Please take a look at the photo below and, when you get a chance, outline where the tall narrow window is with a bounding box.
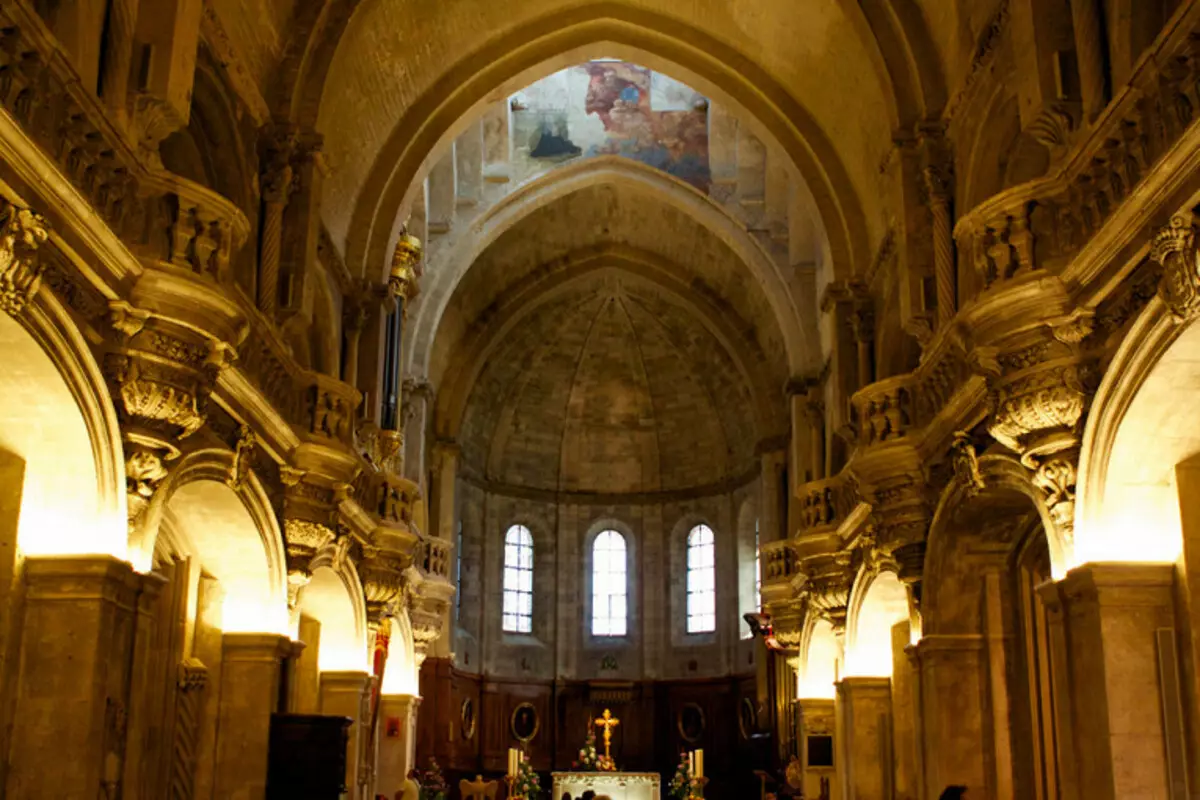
[687,524,716,633]
[592,530,627,637]
[502,525,534,633]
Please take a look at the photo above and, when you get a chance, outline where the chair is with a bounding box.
[460,775,499,800]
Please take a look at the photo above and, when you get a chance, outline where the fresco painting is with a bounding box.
[510,62,711,191]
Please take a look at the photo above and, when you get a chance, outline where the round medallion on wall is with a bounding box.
[738,697,758,739]
[460,697,476,740]
[677,702,706,744]
[511,702,539,743]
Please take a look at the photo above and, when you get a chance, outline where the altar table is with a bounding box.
[551,771,661,800]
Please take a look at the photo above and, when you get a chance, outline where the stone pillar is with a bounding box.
[850,304,874,389]
[806,398,826,481]
[788,383,814,486]
[914,635,989,797]
[455,121,484,209]
[922,166,955,328]
[481,100,511,184]
[432,441,459,541]
[342,292,368,389]
[5,556,149,799]
[279,133,325,317]
[1041,564,1180,800]
[294,614,322,714]
[797,698,837,800]
[320,670,373,800]
[890,622,919,800]
[258,129,297,318]
[211,633,291,799]
[401,377,433,488]
[427,148,457,234]
[760,448,785,542]
[837,677,892,800]
[130,0,203,161]
[100,0,138,125]
[376,694,421,796]
[1069,0,1108,121]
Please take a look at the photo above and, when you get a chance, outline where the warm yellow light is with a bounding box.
[221,595,290,636]
[844,572,907,678]
[1078,483,1183,568]
[799,620,839,699]
[16,487,127,561]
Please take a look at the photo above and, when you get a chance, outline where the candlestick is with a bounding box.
[696,748,704,779]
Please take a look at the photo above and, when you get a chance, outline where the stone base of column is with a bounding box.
[4,555,151,799]
[797,698,837,800]
[837,676,892,800]
[212,632,292,799]
[1044,562,1179,800]
[376,693,421,796]
[320,670,372,800]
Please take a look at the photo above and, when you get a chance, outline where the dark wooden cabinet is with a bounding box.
[267,713,352,799]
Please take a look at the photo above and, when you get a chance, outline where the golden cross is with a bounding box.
[593,708,620,760]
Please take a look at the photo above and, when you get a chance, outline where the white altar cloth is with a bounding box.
[551,771,661,800]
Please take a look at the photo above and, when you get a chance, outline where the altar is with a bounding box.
[551,771,661,800]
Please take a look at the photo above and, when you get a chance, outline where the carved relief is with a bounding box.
[1151,215,1200,320]
[0,201,50,315]
[951,431,985,497]
[226,425,255,490]
[170,659,209,800]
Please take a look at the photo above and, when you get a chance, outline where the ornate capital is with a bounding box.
[359,546,411,625]
[849,306,875,343]
[260,125,299,205]
[1151,215,1200,320]
[1032,453,1077,550]
[985,338,1091,461]
[0,201,50,316]
[800,552,854,632]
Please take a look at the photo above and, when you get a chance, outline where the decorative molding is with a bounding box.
[0,200,49,315]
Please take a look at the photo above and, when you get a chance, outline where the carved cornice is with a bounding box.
[798,552,854,632]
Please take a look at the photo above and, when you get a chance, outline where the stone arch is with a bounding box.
[435,254,780,446]
[302,545,370,671]
[147,449,288,633]
[844,567,908,677]
[798,615,839,699]
[334,6,870,283]
[0,295,125,559]
[1077,292,1197,566]
[923,454,1059,634]
[407,157,815,378]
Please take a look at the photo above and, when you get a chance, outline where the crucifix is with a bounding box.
[593,708,620,760]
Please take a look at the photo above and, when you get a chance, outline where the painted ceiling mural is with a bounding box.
[510,61,711,191]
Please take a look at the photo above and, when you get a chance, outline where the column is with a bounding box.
[788,384,814,486]
[131,0,203,157]
[890,622,919,800]
[320,671,373,800]
[427,148,457,234]
[806,397,826,481]
[455,122,484,209]
[258,130,296,318]
[850,305,874,389]
[922,166,955,328]
[915,635,989,797]
[760,449,784,542]
[481,99,511,184]
[432,441,459,541]
[837,677,892,800]
[1069,0,1108,121]
[211,633,291,799]
[100,0,138,125]
[293,614,322,713]
[376,694,421,796]
[1044,564,1179,800]
[5,556,149,799]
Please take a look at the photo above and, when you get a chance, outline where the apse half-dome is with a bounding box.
[458,272,757,495]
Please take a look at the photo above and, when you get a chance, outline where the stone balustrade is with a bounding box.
[796,474,858,535]
[849,375,915,446]
[761,539,798,583]
[420,537,452,581]
[139,172,251,282]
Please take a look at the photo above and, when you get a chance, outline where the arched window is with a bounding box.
[592,530,627,637]
[687,524,716,633]
[502,525,534,633]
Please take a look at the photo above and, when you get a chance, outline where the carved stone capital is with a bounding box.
[260,125,299,205]
[0,201,50,316]
[359,547,411,625]
[1151,215,1200,320]
[130,93,187,170]
[800,552,854,632]
[985,338,1092,461]
[1032,452,1077,550]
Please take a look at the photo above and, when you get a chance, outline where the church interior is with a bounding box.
[0,0,1198,798]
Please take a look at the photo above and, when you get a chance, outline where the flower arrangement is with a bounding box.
[511,750,542,800]
[668,751,702,800]
[418,757,448,800]
[571,729,616,772]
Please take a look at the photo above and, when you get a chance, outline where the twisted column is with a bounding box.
[257,131,296,317]
[923,167,956,328]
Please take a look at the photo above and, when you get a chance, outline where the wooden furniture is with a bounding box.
[265,713,352,799]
